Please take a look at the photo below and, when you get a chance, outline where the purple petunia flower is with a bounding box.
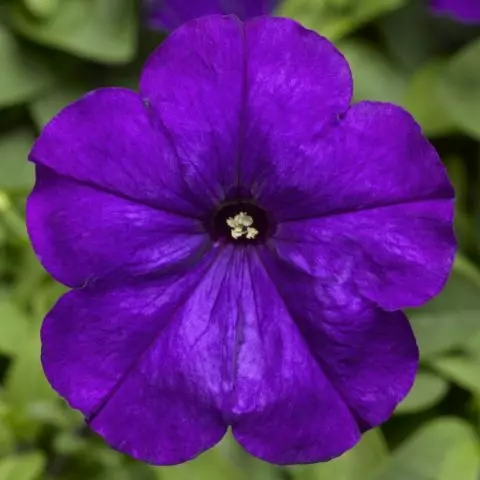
[145,0,278,30]
[430,0,480,23]
[27,16,456,466]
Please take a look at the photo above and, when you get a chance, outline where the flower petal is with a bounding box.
[42,238,413,464]
[254,248,418,430]
[257,102,454,222]
[146,0,279,31]
[42,247,233,465]
[273,199,455,310]
[430,0,480,23]
[140,15,352,200]
[240,17,352,190]
[231,249,361,463]
[140,15,245,201]
[29,87,209,216]
[43,242,364,465]
[27,166,209,288]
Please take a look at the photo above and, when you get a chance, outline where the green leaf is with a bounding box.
[10,0,138,65]
[395,371,449,414]
[0,192,29,245]
[5,334,57,408]
[438,37,480,139]
[442,157,477,254]
[408,256,480,359]
[455,254,480,286]
[0,452,45,480]
[3,333,59,440]
[277,0,406,41]
[11,249,51,316]
[375,418,477,480]
[438,441,480,480]
[378,1,440,73]
[378,0,475,73]
[0,128,35,192]
[466,330,480,356]
[53,431,87,455]
[23,0,59,19]
[0,222,5,245]
[403,60,456,137]
[0,296,31,356]
[216,433,280,480]
[0,413,15,456]
[338,40,406,104]
[429,355,480,396]
[30,82,89,128]
[445,156,467,207]
[289,429,388,480]
[0,24,54,108]
[153,445,247,480]
[30,68,141,128]
[31,280,67,321]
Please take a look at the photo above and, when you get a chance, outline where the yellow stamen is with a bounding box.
[226,212,259,240]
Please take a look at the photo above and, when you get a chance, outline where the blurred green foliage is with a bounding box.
[0,0,480,478]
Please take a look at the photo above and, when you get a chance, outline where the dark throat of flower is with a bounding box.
[208,201,274,245]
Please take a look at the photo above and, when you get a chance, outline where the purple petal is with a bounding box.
[140,15,352,200]
[44,242,406,464]
[31,15,443,466]
[256,102,454,222]
[29,87,213,217]
[145,0,279,31]
[240,17,352,190]
[140,15,245,200]
[27,166,209,287]
[42,248,232,464]
[430,0,480,23]
[255,248,419,431]
[263,102,456,311]
[231,249,361,463]
[273,199,455,311]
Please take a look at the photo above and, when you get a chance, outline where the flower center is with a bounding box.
[226,211,259,240]
[210,202,272,244]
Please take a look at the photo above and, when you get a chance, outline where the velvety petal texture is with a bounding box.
[146,0,279,31]
[42,248,230,464]
[430,0,480,22]
[28,15,455,466]
[28,166,209,288]
[29,88,211,216]
[256,249,419,430]
[231,249,418,463]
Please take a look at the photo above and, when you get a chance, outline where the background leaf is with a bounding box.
[30,82,90,128]
[402,60,456,136]
[10,0,138,65]
[0,24,53,108]
[289,429,388,480]
[339,40,406,104]
[153,444,247,480]
[0,452,45,480]
[0,296,31,356]
[4,334,58,408]
[438,441,480,480]
[0,128,35,192]
[395,371,449,414]
[408,257,480,359]
[429,355,480,396]
[374,418,477,480]
[277,0,406,41]
[23,0,60,19]
[438,37,480,139]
